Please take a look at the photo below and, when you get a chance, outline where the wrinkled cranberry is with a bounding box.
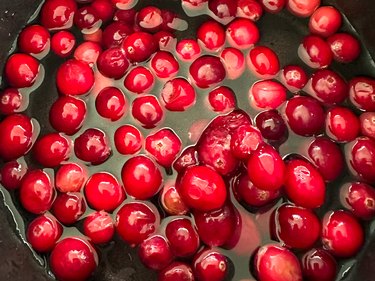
[173,146,198,174]
[189,55,226,88]
[209,0,237,22]
[52,192,86,225]
[132,95,164,128]
[260,0,286,13]
[5,53,40,88]
[83,211,115,244]
[309,6,342,37]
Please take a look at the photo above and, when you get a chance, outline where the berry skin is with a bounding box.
[114,125,143,155]
[0,160,28,190]
[301,248,338,281]
[5,53,40,88]
[189,55,226,89]
[226,18,260,49]
[158,262,195,281]
[95,87,127,121]
[161,78,196,111]
[193,248,228,281]
[55,162,87,193]
[309,6,342,37]
[40,0,77,30]
[18,24,50,55]
[83,211,115,244]
[51,192,86,225]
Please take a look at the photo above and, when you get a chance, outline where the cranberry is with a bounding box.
[161,78,196,111]
[131,95,164,128]
[284,158,326,209]
[160,10,180,32]
[136,6,163,32]
[255,109,288,142]
[250,80,286,109]
[83,28,102,43]
[209,0,237,22]
[189,55,226,88]
[176,39,201,61]
[56,59,95,96]
[197,20,225,51]
[73,6,102,33]
[101,22,132,49]
[50,237,98,281]
[346,137,375,183]
[220,47,245,80]
[237,0,264,21]
[111,0,137,10]
[74,128,111,165]
[0,114,35,161]
[154,30,177,50]
[284,95,325,136]
[193,249,228,281]
[253,244,302,281]
[0,88,23,115]
[247,46,280,78]
[121,155,162,199]
[116,201,160,246]
[139,235,174,270]
[40,0,77,30]
[301,248,337,281]
[124,66,155,94]
[55,162,87,193]
[91,0,115,23]
[247,144,285,191]
[0,160,27,190]
[114,125,143,155]
[113,7,136,23]
[340,182,375,220]
[349,76,375,111]
[322,210,364,258]
[5,53,40,88]
[26,214,62,252]
[95,87,127,121]
[327,33,361,63]
[286,0,320,17]
[122,31,157,62]
[83,211,114,244]
[97,47,129,79]
[150,51,179,79]
[309,69,348,105]
[18,24,50,56]
[51,30,75,57]
[360,112,375,139]
[325,106,360,142]
[281,65,308,92]
[309,6,342,37]
[226,18,259,49]
[230,125,263,159]
[160,182,189,215]
[182,0,208,8]
[74,41,102,66]
[298,35,333,69]
[208,86,236,113]
[19,169,55,214]
[173,146,198,174]
[49,96,87,135]
[260,0,286,13]
[158,262,194,281]
[52,192,86,225]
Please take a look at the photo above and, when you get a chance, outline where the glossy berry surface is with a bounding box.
[301,248,338,281]
[0,160,28,190]
[247,46,280,78]
[299,35,332,69]
[83,211,115,244]
[250,80,286,109]
[55,162,87,193]
[226,18,259,49]
[349,76,375,111]
[189,55,226,88]
[193,249,228,281]
[18,24,50,55]
[51,192,86,225]
[138,235,174,270]
[327,33,361,63]
[114,125,143,155]
[309,6,342,37]
[158,262,195,281]
[325,106,360,142]
[131,95,164,128]
[51,30,76,57]
[0,88,23,115]
[197,20,225,51]
[161,78,196,111]
[40,0,77,30]
[95,87,127,121]
[5,53,40,88]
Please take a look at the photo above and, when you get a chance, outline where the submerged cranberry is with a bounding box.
[327,33,361,63]
[114,125,143,155]
[0,88,23,115]
[255,109,288,142]
[161,78,196,111]
[299,35,332,69]
[150,51,180,79]
[189,55,226,88]
[52,192,86,225]
[132,95,164,128]
[0,160,27,190]
[325,106,360,142]
[247,46,280,78]
[349,76,375,111]
[5,53,40,88]
[302,248,337,281]
[124,66,155,94]
[197,20,225,51]
[95,87,127,121]
[250,80,286,109]
[158,262,195,281]
[309,6,342,37]
[193,248,228,281]
[40,0,77,30]
[122,32,157,62]
[139,235,174,270]
[83,211,114,244]
[55,162,87,193]
[18,24,50,55]
[73,6,102,33]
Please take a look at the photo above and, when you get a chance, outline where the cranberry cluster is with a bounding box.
[0,0,375,280]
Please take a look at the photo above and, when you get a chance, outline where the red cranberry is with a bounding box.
[150,51,179,79]
[85,172,125,212]
[113,7,136,23]
[176,39,201,61]
[230,125,263,159]
[158,262,194,281]
[349,76,375,111]
[260,0,286,13]
[189,55,226,88]
[139,235,174,270]
[247,46,280,78]
[136,6,163,32]
[161,78,196,111]
[255,109,288,142]
[286,0,320,17]
[322,210,364,258]
[5,53,40,88]
[0,114,35,161]
[309,69,348,105]
[173,146,198,174]
[247,144,285,191]
[19,169,55,214]
[325,106,360,142]
[131,95,164,128]
[124,66,155,94]
[55,162,87,193]
[253,244,302,281]
[298,35,333,69]
[360,112,375,139]
[74,128,111,165]
[52,192,86,225]
[226,18,260,49]
[83,28,102,43]
[0,88,23,115]
[121,155,162,199]
[73,6,102,33]
[51,30,76,57]
[50,237,98,281]
[208,86,236,113]
[197,20,225,51]
[301,248,337,281]
[193,249,228,281]
[281,65,308,92]
[209,0,237,22]
[284,95,325,136]
[26,214,62,253]
[0,160,27,190]
[111,0,137,10]
[161,181,189,215]
[348,137,375,184]
[97,47,129,79]
[122,32,157,62]
[250,80,286,109]
[154,30,177,50]
[49,96,87,135]
[307,136,344,182]
[237,0,264,20]
[182,0,208,8]
[83,211,114,244]
[40,0,77,30]
[101,22,132,49]
[327,33,361,63]
[284,158,326,209]
[95,87,127,121]
[220,47,245,80]
[18,24,50,55]
[74,41,102,66]
[91,0,115,23]
[340,182,375,220]
[116,201,160,246]
[32,133,71,167]
[56,59,95,96]
[309,6,342,37]
[114,125,143,155]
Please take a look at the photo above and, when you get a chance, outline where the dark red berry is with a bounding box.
[101,22,132,49]
[220,47,245,80]
[97,47,129,79]
[193,248,228,281]
[237,0,264,20]
[189,55,226,88]
[136,6,163,33]
[91,0,115,23]
[230,125,263,159]
[0,88,23,115]
[301,248,337,281]
[52,192,86,225]
[260,0,286,13]
[138,235,174,270]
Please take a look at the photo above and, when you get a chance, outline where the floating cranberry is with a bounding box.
[250,80,286,109]
[349,76,375,111]
[230,125,263,159]
[281,65,308,92]
[309,6,342,37]
[161,78,196,111]
[208,86,236,113]
[301,248,338,281]
[220,47,245,80]
[248,46,280,78]
[52,192,86,225]
[83,211,114,244]
[73,6,102,33]
[26,214,62,253]
[51,30,76,57]
[158,262,195,281]
[237,0,264,20]
[260,0,286,13]
[116,201,159,246]
[18,24,50,55]
[91,0,115,23]
[160,183,189,215]
[40,0,77,30]
[209,0,237,21]
[189,55,226,88]
[97,47,129,79]
[83,28,102,43]
[55,162,87,193]
[255,109,288,142]
[95,87,127,121]
[136,6,163,32]
[111,0,137,10]
[50,237,98,281]
[101,22,132,49]
[74,41,102,65]
[0,114,35,161]
[226,18,260,50]
[182,0,208,8]
[124,66,154,94]
[360,112,375,139]
[132,95,164,128]
[193,249,228,281]
[325,106,360,142]
[286,0,320,17]
[5,53,40,88]
[114,125,143,155]
[298,35,333,69]
[176,39,201,61]
[197,20,225,51]
[122,31,157,62]
[113,7,136,23]
[0,88,23,115]
[74,128,111,165]
[150,51,179,79]
[173,146,198,174]
[139,235,174,270]
[327,33,361,63]
[0,160,27,190]
[154,31,176,50]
